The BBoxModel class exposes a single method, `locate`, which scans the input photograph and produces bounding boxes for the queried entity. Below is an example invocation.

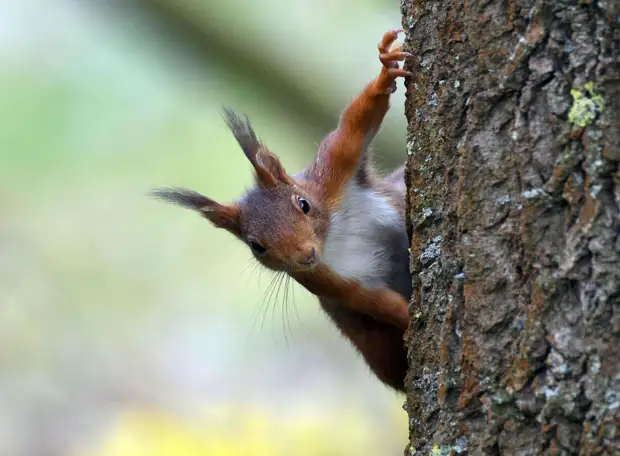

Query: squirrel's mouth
[298,259,315,266]
[292,259,318,271]
[290,244,319,270]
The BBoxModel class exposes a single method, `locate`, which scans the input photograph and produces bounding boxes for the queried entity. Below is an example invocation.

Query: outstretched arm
[308,29,412,209]
[293,263,410,331]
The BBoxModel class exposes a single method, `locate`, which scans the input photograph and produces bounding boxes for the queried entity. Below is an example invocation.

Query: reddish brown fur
[293,264,410,330]
[308,31,411,211]
[319,297,408,391]
[152,30,413,392]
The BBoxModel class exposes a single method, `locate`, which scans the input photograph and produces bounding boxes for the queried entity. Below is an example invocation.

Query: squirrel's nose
[295,244,316,266]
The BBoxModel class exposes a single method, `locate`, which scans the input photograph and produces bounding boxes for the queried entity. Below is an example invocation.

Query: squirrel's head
[151,108,330,273]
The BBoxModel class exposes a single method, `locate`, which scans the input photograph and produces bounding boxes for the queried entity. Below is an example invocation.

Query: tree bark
[401,0,619,454]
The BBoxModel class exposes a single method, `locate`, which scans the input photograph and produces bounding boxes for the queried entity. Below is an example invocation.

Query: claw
[379,51,411,67]
[375,28,413,93]
[378,28,404,53]
[386,51,412,60]
[387,68,413,78]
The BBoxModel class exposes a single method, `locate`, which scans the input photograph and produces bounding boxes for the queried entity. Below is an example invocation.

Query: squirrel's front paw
[376,29,413,94]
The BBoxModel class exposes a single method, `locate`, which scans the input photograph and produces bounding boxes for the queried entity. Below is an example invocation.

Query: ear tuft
[149,187,214,212]
[150,187,241,237]
[222,107,295,187]
[222,107,261,164]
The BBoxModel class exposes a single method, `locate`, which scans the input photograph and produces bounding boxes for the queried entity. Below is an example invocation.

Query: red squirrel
[152,29,413,392]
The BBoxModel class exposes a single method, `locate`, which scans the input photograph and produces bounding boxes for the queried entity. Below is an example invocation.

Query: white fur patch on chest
[321,183,400,289]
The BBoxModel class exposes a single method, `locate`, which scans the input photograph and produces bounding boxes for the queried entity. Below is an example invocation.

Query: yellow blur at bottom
[81,404,404,456]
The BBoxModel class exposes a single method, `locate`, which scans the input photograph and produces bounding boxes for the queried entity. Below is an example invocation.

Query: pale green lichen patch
[430,444,453,456]
[425,438,468,455]
[568,81,605,127]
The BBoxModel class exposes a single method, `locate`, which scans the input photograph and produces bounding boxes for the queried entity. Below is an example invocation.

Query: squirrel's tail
[383,166,406,194]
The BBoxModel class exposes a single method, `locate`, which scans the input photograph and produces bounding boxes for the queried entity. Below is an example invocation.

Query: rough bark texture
[401,0,619,454]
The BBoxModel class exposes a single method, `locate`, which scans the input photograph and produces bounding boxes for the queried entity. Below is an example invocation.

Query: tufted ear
[256,149,295,185]
[222,107,294,187]
[150,187,241,237]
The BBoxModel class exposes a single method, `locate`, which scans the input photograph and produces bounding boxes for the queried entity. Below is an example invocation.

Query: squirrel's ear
[255,149,295,186]
[222,107,294,187]
[150,188,241,236]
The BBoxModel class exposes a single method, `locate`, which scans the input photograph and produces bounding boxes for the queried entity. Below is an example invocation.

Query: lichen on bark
[401,0,619,454]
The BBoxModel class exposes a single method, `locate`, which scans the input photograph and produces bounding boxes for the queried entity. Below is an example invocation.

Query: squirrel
[152,29,413,392]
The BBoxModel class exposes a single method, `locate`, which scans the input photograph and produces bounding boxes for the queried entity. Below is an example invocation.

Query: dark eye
[249,241,266,255]
[297,197,311,214]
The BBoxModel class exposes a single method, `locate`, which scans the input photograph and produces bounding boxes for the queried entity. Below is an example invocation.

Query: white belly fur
[321,183,400,290]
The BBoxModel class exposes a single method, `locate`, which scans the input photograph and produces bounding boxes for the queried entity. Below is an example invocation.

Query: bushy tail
[383,166,406,193]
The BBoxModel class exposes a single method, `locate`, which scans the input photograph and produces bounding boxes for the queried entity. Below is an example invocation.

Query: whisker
[275,271,289,345]
[276,272,289,348]
[257,265,265,286]
[246,270,279,345]
[262,272,281,333]
[254,272,280,336]
[247,261,262,283]
[286,267,303,345]
[236,257,258,279]
[290,277,304,338]
[283,273,294,347]
[265,271,287,345]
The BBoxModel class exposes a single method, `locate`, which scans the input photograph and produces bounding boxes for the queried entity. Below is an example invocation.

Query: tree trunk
[401,0,619,454]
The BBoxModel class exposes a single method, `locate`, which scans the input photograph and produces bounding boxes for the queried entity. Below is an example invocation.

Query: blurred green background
[0,1,409,455]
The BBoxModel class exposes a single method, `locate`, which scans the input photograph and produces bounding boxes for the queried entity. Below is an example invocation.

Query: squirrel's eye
[297,197,311,214]
[249,241,267,255]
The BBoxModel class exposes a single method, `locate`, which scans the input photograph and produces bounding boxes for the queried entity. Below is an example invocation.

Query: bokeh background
[0,1,410,455]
